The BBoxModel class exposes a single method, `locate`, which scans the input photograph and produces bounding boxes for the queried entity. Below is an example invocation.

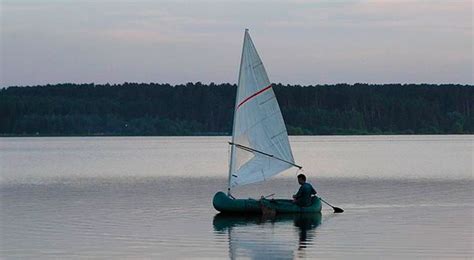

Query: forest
[0,83,472,136]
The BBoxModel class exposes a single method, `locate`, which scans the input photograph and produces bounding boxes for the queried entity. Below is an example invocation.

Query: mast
[227,29,248,195]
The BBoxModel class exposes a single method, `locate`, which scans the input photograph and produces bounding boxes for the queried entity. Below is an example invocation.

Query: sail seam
[236,84,272,109]
[240,109,280,138]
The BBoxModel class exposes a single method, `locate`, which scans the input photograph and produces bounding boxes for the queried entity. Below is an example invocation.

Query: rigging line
[228,142,302,169]
[295,167,302,176]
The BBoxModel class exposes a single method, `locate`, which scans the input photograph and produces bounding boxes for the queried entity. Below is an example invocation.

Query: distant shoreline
[1,83,472,136]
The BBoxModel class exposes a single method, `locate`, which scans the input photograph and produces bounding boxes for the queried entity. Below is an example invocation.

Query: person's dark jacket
[294,183,317,207]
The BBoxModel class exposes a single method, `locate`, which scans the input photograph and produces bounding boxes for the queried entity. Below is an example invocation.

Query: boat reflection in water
[213,213,322,259]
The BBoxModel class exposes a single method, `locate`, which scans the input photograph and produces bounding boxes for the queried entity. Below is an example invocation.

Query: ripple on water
[1,176,473,259]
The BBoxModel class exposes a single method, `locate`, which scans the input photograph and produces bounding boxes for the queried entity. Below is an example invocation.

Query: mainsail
[228,30,296,189]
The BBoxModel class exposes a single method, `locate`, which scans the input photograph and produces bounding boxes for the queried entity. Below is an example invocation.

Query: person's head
[297,174,306,185]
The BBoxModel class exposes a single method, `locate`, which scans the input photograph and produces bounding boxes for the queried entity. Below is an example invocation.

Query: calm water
[1,136,473,259]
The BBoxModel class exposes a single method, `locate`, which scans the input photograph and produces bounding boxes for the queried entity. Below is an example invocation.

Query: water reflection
[213,213,322,259]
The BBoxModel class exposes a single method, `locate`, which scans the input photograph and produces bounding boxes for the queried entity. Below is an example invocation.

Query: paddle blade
[333,207,344,213]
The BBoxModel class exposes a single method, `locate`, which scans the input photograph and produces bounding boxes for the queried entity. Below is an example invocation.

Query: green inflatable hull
[212,191,322,214]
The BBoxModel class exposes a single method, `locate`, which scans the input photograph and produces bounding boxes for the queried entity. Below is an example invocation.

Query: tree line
[0,82,472,136]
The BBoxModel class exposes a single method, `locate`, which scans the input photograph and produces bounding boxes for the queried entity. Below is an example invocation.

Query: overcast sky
[1,0,472,87]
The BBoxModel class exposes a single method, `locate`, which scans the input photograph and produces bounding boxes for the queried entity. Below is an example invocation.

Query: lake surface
[1,136,473,259]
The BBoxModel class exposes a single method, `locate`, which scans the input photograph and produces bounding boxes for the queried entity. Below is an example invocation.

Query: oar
[320,197,344,213]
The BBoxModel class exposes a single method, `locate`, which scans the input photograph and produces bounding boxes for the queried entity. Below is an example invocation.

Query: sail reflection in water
[213,213,322,259]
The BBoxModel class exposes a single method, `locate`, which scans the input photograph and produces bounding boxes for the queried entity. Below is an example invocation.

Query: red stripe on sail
[237,84,272,109]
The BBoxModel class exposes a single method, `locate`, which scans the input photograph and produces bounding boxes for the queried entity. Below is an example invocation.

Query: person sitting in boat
[292,174,317,207]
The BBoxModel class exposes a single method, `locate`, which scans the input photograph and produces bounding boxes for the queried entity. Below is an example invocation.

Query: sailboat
[212,29,322,214]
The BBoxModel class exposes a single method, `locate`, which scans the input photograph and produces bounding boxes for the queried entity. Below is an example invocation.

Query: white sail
[228,30,295,188]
